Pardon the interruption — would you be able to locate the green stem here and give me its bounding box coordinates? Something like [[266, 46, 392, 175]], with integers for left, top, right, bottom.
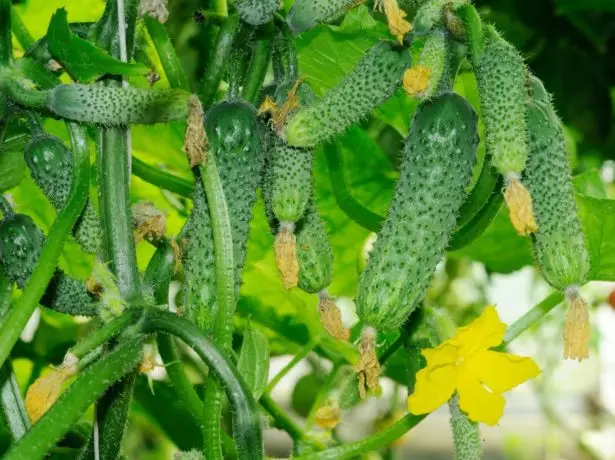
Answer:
[[378, 336, 403, 364], [323, 141, 384, 232], [456, 161, 500, 229], [272, 18, 297, 83], [69, 310, 140, 359], [0, 194, 12, 218], [139, 308, 263, 460], [3, 338, 143, 460], [194, 10, 227, 26], [306, 364, 341, 429], [0, 74, 49, 109], [143, 14, 191, 91], [260, 393, 327, 450], [0, 0, 11, 65], [502, 291, 564, 346], [214, 0, 228, 16], [131, 156, 194, 198], [297, 413, 426, 459], [157, 333, 204, 422], [242, 36, 272, 104], [0, 361, 30, 440], [264, 339, 320, 394], [198, 151, 236, 460], [0, 122, 89, 370], [198, 15, 239, 108], [457, 4, 484, 66], [10, 9, 35, 51]]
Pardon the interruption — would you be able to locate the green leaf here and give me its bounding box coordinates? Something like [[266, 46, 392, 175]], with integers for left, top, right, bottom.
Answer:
[[0, 149, 26, 193], [577, 194, 615, 281], [46, 8, 149, 83], [573, 169, 607, 198], [237, 322, 270, 399]]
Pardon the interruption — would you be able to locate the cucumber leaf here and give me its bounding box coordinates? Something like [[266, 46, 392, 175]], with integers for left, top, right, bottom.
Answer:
[[46, 8, 149, 83], [237, 322, 269, 400]]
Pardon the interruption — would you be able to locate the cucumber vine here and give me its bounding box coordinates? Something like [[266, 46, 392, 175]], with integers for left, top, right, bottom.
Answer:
[[0, 1, 607, 459]]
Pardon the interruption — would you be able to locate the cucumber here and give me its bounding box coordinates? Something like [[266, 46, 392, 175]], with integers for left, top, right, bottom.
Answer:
[[284, 41, 411, 148], [524, 100, 590, 291], [296, 203, 333, 294], [235, 0, 279, 26], [0, 212, 97, 316], [413, 0, 468, 35], [475, 36, 528, 175], [47, 84, 191, 126], [24, 133, 101, 254], [287, 0, 356, 34], [403, 28, 448, 100], [182, 101, 263, 327], [449, 395, 482, 460], [356, 93, 478, 332]]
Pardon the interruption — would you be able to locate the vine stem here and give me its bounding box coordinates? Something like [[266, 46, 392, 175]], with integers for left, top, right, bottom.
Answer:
[[140, 308, 263, 460], [131, 156, 194, 197], [214, 0, 228, 16], [0, 122, 89, 370], [264, 338, 320, 394], [0, 0, 11, 65], [502, 291, 564, 346], [9, 9, 34, 51], [242, 35, 272, 104], [198, 151, 236, 460], [2, 338, 144, 460]]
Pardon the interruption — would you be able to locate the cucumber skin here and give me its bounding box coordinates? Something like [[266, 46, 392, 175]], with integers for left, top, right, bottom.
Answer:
[[524, 100, 590, 290], [449, 395, 482, 460], [284, 41, 411, 148], [25, 134, 101, 254], [356, 93, 478, 331], [236, 0, 279, 26], [287, 0, 356, 34], [417, 28, 448, 99], [297, 203, 333, 294], [48, 84, 190, 126], [475, 38, 528, 175], [414, 0, 468, 35], [182, 102, 263, 327], [0, 213, 96, 316]]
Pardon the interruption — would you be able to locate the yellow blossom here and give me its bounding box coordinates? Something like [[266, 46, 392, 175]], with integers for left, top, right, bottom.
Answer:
[[375, 0, 412, 43], [407, 306, 540, 426]]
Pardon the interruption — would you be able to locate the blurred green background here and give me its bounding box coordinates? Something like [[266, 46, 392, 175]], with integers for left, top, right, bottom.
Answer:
[[1, 0, 615, 458]]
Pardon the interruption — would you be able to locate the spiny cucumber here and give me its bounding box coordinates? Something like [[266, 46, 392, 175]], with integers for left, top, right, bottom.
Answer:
[[413, 0, 468, 35], [24, 133, 101, 254], [296, 203, 333, 294], [284, 41, 411, 148], [356, 92, 478, 332], [287, 0, 357, 34], [403, 28, 449, 100], [0, 212, 96, 316], [449, 395, 482, 460], [47, 84, 191, 126], [524, 96, 591, 360], [235, 0, 279, 26]]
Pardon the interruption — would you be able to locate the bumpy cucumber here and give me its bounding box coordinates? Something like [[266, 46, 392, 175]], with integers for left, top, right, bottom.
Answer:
[[296, 203, 333, 294], [266, 137, 312, 223], [183, 101, 263, 325], [284, 41, 411, 148], [24, 133, 101, 253], [235, 0, 279, 26], [356, 93, 478, 331], [413, 0, 468, 35], [287, 0, 356, 34], [0, 212, 96, 316], [47, 84, 191, 126], [405, 28, 449, 100], [523, 100, 590, 290], [475, 36, 528, 175], [449, 395, 482, 460]]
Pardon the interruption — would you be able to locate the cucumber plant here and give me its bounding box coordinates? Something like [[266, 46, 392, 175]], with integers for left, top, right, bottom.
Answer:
[[0, 1, 607, 459]]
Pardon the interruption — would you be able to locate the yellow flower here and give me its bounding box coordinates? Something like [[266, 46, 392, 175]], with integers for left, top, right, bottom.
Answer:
[[407, 306, 540, 426]]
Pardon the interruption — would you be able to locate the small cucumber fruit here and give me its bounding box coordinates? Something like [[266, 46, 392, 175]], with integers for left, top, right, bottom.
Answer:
[[296, 203, 333, 294], [449, 395, 482, 460], [403, 28, 449, 100], [413, 0, 468, 35], [284, 41, 411, 148], [235, 0, 279, 26], [356, 92, 478, 331], [287, 0, 356, 34]]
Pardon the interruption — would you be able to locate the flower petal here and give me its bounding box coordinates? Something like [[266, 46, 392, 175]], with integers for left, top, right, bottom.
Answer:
[[467, 350, 540, 393], [451, 306, 506, 356], [422, 342, 458, 368], [407, 363, 456, 415], [457, 368, 505, 426]]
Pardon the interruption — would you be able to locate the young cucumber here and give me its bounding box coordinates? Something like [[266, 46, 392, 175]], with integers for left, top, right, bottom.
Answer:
[[235, 0, 279, 26], [403, 28, 449, 100], [449, 395, 482, 460], [287, 0, 357, 34], [25, 133, 102, 253], [356, 92, 478, 331], [284, 41, 411, 148], [413, 0, 468, 35], [182, 101, 263, 327], [296, 203, 333, 294], [0, 212, 96, 316]]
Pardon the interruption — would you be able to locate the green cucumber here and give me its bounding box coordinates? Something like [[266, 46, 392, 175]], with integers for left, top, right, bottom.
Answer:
[[405, 28, 449, 100], [47, 84, 191, 126], [475, 35, 528, 175], [284, 41, 411, 148], [287, 0, 356, 34], [356, 93, 478, 331], [182, 101, 263, 326], [296, 203, 333, 295], [523, 100, 589, 290], [24, 133, 101, 253], [235, 0, 279, 26], [413, 0, 468, 35], [0, 211, 96, 316], [449, 395, 482, 460]]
